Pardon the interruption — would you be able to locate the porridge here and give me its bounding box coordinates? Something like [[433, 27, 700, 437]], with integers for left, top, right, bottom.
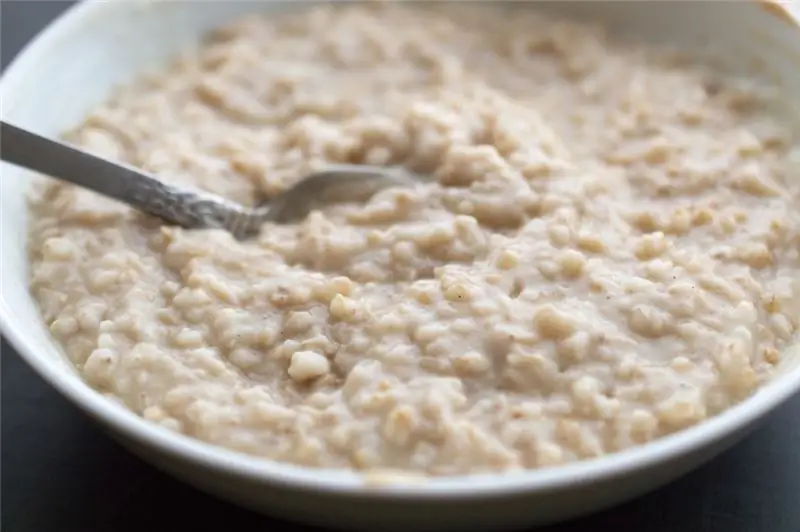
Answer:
[[28, 4, 800, 475]]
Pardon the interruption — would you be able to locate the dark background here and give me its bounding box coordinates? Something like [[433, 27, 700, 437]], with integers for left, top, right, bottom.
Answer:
[[1, 2, 799, 531]]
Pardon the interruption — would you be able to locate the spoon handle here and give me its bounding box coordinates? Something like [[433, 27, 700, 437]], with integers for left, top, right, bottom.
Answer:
[[0, 120, 242, 231]]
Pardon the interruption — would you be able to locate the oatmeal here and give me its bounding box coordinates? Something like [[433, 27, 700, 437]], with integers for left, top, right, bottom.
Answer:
[[28, 4, 800, 475]]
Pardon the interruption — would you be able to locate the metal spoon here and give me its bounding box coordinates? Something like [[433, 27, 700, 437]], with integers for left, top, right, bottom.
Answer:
[[0, 120, 416, 239]]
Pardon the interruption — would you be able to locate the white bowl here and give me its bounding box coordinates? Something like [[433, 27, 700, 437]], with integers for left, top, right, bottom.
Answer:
[[2, 1, 800, 530]]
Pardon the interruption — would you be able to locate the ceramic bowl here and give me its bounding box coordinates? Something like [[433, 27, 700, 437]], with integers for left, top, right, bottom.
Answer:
[[2, 1, 799, 530]]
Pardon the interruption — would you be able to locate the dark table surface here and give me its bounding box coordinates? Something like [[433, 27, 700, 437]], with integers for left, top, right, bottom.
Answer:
[[2, 2, 799, 531]]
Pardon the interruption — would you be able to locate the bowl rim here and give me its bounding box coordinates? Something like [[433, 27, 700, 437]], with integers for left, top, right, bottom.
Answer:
[[2, 0, 800, 500]]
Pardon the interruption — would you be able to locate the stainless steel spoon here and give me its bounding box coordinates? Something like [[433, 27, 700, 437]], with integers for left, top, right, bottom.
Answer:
[[0, 120, 416, 239]]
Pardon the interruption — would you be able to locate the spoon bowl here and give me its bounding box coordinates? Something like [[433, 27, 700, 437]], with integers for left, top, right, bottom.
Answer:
[[259, 164, 417, 223]]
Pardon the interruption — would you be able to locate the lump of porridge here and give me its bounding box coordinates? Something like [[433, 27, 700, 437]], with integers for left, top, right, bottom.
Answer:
[[28, 3, 800, 475]]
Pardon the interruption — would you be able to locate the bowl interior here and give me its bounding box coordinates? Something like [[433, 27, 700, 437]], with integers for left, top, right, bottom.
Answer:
[[1, 0, 799, 494]]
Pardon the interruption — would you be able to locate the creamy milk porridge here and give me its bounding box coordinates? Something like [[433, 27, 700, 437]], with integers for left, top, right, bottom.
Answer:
[[28, 4, 800, 475]]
